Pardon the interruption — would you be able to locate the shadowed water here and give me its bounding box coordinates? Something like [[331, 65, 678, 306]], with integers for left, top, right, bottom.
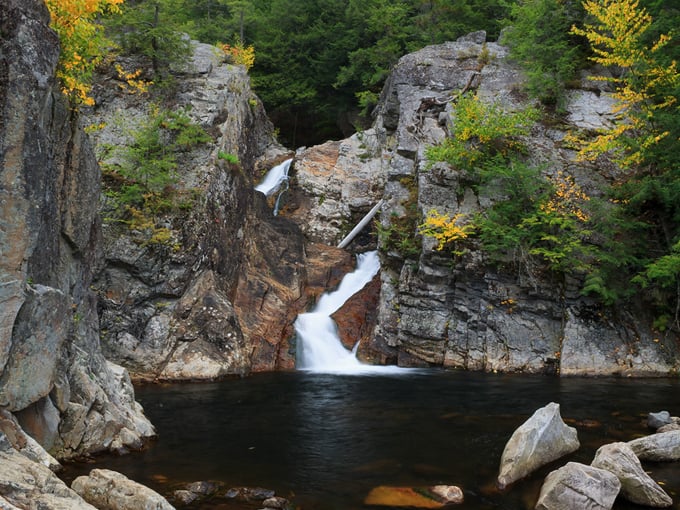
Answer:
[[61, 371, 680, 509]]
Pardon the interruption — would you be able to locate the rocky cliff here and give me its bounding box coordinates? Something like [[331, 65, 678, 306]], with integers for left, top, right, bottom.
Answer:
[[287, 31, 680, 376], [84, 38, 353, 378], [0, 0, 153, 465]]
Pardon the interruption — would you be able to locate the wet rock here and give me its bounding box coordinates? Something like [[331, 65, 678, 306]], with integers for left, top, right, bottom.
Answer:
[[332, 274, 381, 355], [430, 485, 464, 504], [628, 430, 680, 461], [262, 496, 291, 508], [173, 490, 198, 505], [72, 468, 175, 510], [498, 403, 579, 489], [225, 487, 276, 502], [535, 462, 620, 510], [364, 485, 463, 508], [0, 435, 96, 509], [185, 481, 220, 496], [648, 411, 672, 429], [591, 442, 672, 507]]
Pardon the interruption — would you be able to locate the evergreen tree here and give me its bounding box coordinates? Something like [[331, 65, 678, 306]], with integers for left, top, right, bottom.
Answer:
[[503, 0, 584, 110], [106, 0, 192, 81]]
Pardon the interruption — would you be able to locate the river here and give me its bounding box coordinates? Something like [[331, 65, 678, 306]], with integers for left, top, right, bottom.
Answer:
[[61, 370, 680, 509]]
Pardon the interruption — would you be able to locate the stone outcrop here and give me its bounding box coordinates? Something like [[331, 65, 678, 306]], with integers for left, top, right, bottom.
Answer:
[[0, 433, 97, 509], [72, 469, 175, 510], [535, 462, 621, 510], [0, 0, 154, 464], [497, 402, 579, 489], [284, 30, 679, 374], [591, 442, 672, 507]]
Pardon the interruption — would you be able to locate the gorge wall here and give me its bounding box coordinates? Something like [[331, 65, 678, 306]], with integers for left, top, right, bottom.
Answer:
[[0, 0, 153, 464], [84, 36, 354, 379]]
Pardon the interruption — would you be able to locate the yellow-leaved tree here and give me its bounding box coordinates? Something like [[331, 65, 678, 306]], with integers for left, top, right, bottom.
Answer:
[[45, 0, 124, 106], [570, 0, 679, 166]]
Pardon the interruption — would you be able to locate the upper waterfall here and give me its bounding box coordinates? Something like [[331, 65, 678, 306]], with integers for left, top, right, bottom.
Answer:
[[255, 158, 292, 196]]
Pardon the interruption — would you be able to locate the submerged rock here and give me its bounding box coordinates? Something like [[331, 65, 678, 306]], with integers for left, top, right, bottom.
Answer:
[[225, 487, 276, 502], [262, 496, 291, 509], [535, 462, 620, 510], [71, 468, 175, 510], [628, 430, 680, 461], [364, 485, 463, 508], [591, 442, 672, 507], [497, 402, 579, 489]]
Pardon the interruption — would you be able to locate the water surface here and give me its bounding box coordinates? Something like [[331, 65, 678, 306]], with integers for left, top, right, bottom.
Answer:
[[62, 370, 680, 509]]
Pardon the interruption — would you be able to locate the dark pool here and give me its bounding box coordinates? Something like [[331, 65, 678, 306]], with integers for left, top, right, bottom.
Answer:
[[61, 370, 680, 509]]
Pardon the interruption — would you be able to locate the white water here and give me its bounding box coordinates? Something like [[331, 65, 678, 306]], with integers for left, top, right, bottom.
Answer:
[[255, 159, 292, 196], [295, 251, 408, 374]]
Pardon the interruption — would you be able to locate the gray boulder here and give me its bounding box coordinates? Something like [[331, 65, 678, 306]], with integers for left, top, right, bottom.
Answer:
[[535, 462, 620, 510], [72, 469, 175, 510], [628, 430, 680, 461], [648, 411, 672, 429], [498, 402, 579, 489], [591, 442, 672, 507]]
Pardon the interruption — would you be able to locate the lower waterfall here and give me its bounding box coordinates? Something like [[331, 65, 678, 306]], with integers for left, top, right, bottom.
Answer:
[[295, 251, 406, 374]]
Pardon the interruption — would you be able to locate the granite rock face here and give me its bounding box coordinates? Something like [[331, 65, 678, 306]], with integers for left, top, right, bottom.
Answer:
[[0, 0, 154, 461], [287, 32, 679, 374]]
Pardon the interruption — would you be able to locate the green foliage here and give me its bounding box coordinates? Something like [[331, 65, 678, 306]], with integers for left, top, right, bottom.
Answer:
[[217, 150, 239, 164], [376, 176, 422, 259], [565, 0, 680, 324], [425, 93, 539, 169], [105, 0, 192, 81], [503, 0, 584, 109], [474, 160, 594, 276], [425, 95, 593, 278], [104, 106, 210, 246]]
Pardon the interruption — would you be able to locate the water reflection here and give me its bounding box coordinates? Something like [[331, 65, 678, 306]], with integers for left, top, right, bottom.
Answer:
[[60, 371, 680, 509]]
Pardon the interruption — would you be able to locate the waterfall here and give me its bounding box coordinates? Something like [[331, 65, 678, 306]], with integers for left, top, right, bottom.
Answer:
[[255, 158, 292, 196], [295, 251, 407, 374]]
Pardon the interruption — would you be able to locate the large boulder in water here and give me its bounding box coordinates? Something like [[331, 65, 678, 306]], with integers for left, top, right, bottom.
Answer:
[[535, 462, 620, 510], [591, 442, 672, 507], [628, 430, 680, 462], [497, 402, 579, 489]]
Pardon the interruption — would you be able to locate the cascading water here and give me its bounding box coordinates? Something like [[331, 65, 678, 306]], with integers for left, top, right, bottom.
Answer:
[[295, 251, 407, 374], [255, 159, 292, 194]]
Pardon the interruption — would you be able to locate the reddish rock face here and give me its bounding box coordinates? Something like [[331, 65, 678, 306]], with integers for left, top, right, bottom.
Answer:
[[235, 240, 353, 372], [331, 274, 396, 364]]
